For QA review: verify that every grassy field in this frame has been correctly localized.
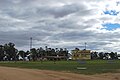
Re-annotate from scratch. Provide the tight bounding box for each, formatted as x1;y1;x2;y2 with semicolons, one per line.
0;60;120;75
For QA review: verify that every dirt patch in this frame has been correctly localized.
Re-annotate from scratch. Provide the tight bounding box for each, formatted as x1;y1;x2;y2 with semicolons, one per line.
93;73;120;80
0;66;119;80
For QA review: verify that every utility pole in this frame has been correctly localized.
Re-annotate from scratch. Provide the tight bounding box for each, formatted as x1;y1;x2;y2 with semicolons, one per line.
30;37;32;50
85;42;87;50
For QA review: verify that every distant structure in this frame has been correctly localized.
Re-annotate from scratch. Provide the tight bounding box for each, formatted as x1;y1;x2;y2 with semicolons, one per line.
85;42;87;50
71;48;91;60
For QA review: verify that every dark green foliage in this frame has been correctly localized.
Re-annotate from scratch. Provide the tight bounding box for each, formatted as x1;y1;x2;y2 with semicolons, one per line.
0;43;119;61
0;45;5;61
3;42;18;61
0;43;69;61
91;52;119;60
29;47;69;61
18;50;26;61
30;48;37;61
0;60;120;75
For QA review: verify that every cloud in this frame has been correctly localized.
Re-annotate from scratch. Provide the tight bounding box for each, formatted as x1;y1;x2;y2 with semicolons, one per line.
0;0;120;52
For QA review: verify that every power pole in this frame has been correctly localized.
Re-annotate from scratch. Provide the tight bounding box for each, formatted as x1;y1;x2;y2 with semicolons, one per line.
85;42;87;50
30;37;32;50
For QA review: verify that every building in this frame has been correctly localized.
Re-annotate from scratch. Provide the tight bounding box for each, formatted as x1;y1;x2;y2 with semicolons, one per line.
71;48;91;60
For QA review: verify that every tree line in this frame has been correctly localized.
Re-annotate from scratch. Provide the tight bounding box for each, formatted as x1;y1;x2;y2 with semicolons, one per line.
0;42;119;61
91;51;118;60
0;42;69;61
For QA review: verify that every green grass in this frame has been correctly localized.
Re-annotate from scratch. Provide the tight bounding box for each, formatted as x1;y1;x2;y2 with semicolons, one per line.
0;60;120;75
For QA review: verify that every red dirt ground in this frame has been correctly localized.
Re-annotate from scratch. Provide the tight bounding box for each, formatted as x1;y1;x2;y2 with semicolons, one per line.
0;67;119;80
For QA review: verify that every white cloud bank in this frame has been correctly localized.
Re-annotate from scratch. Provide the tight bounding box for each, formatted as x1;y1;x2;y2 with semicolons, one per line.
0;0;120;52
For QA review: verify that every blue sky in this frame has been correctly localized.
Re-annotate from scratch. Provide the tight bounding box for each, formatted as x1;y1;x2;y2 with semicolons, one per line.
103;10;119;16
0;0;120;52
102;23;120;30
102;1;120;31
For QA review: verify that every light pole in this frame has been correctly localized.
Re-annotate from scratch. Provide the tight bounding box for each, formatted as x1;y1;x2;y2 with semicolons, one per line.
85;42;87;50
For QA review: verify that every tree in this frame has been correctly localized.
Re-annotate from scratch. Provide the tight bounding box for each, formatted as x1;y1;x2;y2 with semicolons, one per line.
91;52;98;59
30;48;37;61
0;45;5;61
98;52;104;59
4;42;17;61
109;52;115;59
104;53;109;60
36;47;45;62
114;52;118;59
18;50;26;61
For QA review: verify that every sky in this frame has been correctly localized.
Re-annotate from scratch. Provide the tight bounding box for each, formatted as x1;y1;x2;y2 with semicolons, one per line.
0;0;120;52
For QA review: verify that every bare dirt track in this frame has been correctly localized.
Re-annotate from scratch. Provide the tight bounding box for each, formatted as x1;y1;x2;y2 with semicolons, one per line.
0;67;119;80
